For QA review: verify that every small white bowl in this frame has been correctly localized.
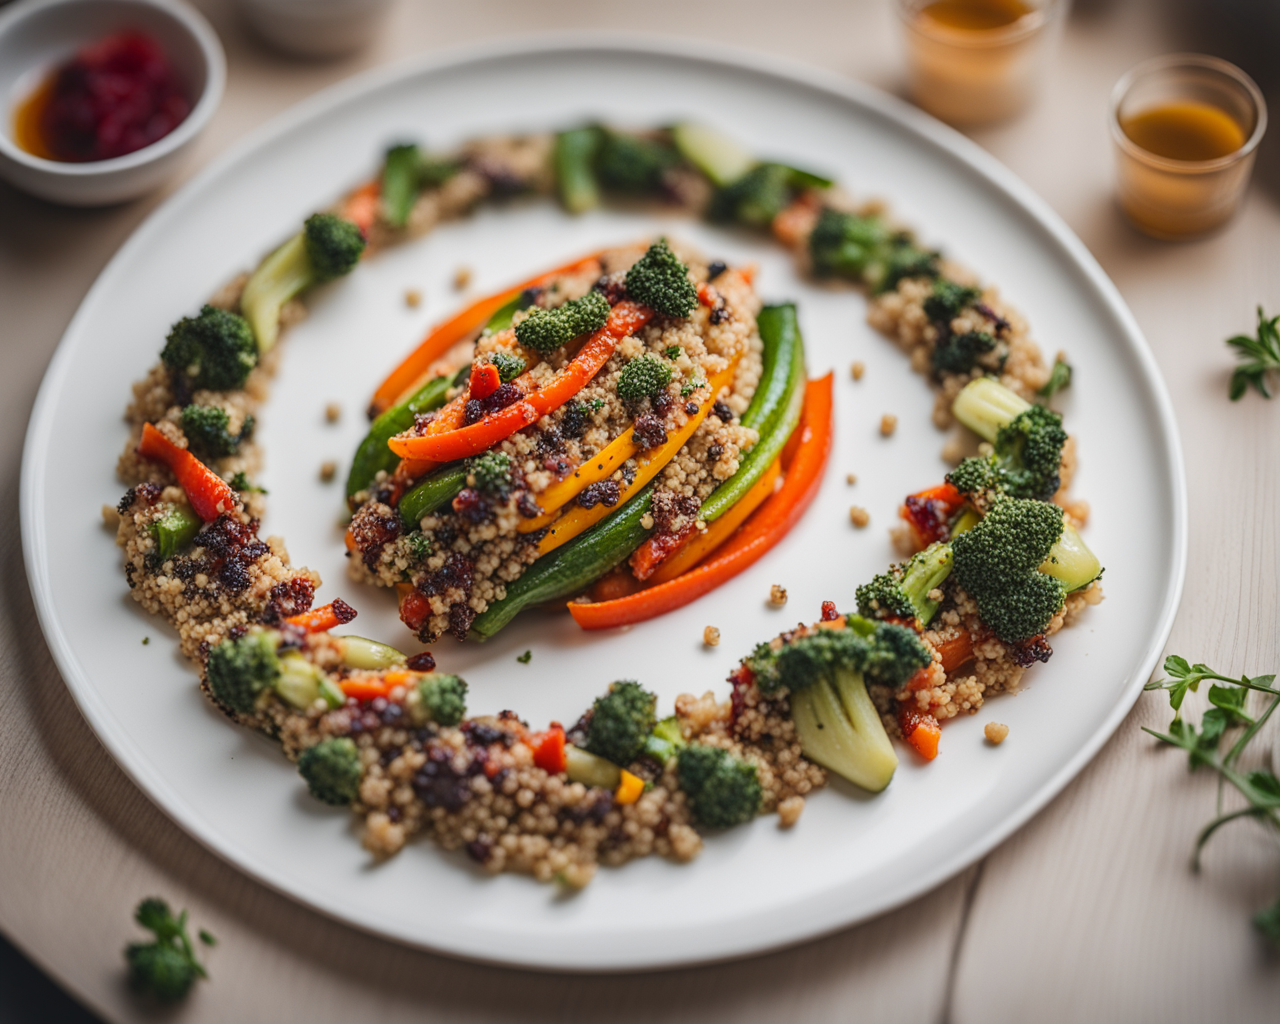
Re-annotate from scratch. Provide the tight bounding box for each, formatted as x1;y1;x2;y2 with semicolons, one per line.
0;0;225;206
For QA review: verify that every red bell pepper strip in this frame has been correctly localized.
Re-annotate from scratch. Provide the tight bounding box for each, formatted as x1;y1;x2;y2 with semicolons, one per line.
900;482;965;548
568;373;833;631
137;422;238;522
469;362;501;400
530;725;568;774
340;180;380;238
388;302;653;463
369;252;605;416
285;599;357;633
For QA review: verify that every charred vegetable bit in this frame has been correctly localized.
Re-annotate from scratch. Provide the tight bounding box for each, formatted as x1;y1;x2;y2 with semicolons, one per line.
624;239;697;318
616;353;673;402
514;290;610;353
949;377;1068;503
180;404;253;459
676;744;762;828
124;898;211;1002
748;616;930;792
241;212;366;352
584;680;657;766
161;304;258;394
298;737;362;805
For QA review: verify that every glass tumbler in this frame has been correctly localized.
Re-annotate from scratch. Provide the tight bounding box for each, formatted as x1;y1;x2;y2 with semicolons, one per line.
896;0;1064;126
1110;54;1266;240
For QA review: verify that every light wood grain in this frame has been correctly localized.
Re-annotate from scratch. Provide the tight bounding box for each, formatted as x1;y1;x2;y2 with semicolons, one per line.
2;1;1278;1021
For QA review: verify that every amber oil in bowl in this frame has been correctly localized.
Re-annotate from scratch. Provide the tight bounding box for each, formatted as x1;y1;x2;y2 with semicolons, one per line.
1111;54;1266;240
896;0;1062;126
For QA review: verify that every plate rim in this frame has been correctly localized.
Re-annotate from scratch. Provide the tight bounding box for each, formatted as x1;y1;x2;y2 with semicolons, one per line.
20;31;1188;971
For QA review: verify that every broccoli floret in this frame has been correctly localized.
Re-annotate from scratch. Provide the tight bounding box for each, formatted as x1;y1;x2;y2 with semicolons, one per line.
584;680;657;766
708;163;794;228
745;617;930;791
414;673;468;726
488;351;526;383
949;378;1068;502
1038;356;1073;399
297;737;362;806
230;471;266;494
808;208;891;279
124;898;209;1002
205;630;279;713
179;404;254;459
856;542;954;626
595;131;678;193
676;744;762;828
470;450;513;499
514;290;611;354
616;354;673;402
304;212;366;282
951;496;1067;643
923;280;981;324
932;330;996;377
240;213;366;352
870;238;941;294
624;239;698;318
160;304;258;393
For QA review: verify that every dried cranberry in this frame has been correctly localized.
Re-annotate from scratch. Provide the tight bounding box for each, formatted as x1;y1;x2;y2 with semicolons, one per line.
712;401;734;423
406;651;436;672
632;413;668;450
464;399;484;424
707;261;728;281
577;480;621;510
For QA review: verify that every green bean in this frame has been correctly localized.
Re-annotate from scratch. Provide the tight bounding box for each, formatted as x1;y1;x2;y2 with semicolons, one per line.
398;464;470;529
555;127;603;214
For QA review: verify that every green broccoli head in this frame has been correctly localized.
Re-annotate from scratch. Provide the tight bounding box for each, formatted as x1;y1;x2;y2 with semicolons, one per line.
298;737;362;806
595;131;678;193
303;213;366;282
855;571;916;621
584;680;657;766
488;351;526;383
993;405;1067;501
161;305;258;393
708;163;795;228
416;673;468;726
470;450;513;499
808;208;890;279
514;290;611;354
932;330;996;377
947;456;1001;509
624;239;698;318
616;354;673;403
125;898;207;1002
923;279;981;324
854;543;956;628
206;629;280;713
747;617;932;696
870;238;941;294
676;744;762;828
179;404;254;459
951;496;1066;643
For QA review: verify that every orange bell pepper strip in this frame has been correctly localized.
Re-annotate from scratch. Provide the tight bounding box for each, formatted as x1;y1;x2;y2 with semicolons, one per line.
284;599;357;633
369;252;604;416
898;706;941;761
340;677;389;701
615;769;645;804
136;422;238;522
469;362;500;400
568;373;832;630
530;725;568;774
340;180;380;238
388;302;653;464
935;630;974;674
646;457;782;585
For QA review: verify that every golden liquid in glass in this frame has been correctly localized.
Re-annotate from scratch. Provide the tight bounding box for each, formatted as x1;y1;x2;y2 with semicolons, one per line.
12;76;55;160
1121;101;1246;162
904;0;1046;125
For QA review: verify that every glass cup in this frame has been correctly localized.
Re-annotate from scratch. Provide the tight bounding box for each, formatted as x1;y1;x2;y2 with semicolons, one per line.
1110;54;1266;240
896;0;1064;126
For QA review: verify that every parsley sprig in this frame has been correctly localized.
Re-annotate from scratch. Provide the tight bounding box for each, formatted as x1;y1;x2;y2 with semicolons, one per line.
1144;656;1280;945
124;898;215;1002
1227;306;1280;400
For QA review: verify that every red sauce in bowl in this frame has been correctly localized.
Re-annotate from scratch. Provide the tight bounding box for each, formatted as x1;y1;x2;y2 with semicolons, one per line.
13;32;191;163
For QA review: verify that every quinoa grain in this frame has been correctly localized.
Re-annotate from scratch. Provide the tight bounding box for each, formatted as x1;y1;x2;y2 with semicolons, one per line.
849;506;871;528
985;722;1010;745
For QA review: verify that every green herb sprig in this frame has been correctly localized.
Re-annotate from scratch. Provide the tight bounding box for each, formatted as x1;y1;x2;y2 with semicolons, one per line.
1143;656;1280;944
124;898;215;1002
1227;307;1280;400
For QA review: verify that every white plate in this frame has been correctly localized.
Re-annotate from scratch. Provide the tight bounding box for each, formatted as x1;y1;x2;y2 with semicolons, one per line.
21;37;1186;970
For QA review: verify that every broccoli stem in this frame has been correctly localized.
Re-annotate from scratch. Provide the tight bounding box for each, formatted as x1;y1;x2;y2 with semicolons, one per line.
555;127;602;214
564;744;622;789
240;232;313;353
381;143;422;228
149;505;201;562
336;635;406;670
789;671;898;792
951;377;1032;442
671;122;756;187
1039;520;1102;592
275;653;336;710
901;542;954;624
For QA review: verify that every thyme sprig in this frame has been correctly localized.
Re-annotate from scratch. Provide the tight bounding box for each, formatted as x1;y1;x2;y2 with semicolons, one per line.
1227;306;1280;400
1144;656;1280;944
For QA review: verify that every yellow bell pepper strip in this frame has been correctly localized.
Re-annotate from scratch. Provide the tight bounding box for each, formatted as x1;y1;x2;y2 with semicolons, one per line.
534;356;739;557
567;373;833;631
388;301;654;464
518;425;639;533
136;422;238;522
615;769;645;804
648;457;782;585
369;252;604;416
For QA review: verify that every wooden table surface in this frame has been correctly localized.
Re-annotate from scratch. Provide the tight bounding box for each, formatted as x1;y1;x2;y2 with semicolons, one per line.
2;0;1278;1020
